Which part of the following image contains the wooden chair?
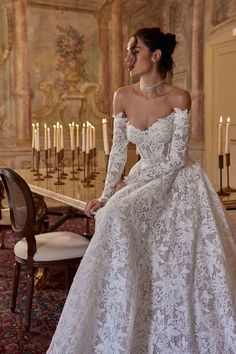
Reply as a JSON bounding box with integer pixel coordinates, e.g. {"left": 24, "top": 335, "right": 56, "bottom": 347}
{"left": 0, "top": 179, "right": 11, "bottom": 249}
{"left": 0, "top": 167, "right": 90, "bottom": 330}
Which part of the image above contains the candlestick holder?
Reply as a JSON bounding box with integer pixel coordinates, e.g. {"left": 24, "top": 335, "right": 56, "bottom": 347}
{"left": 54, "top": 152, "right": 64, "bottom": 185}
{"left": 70, "top": 150, "right": 79, "bottom": 181}
{"left": 93, "top": 148, "right": 99, "bottom": 175}
{"left": 223, "top": 153, "right": 236, "bottom": 192}
{"left": 44, "top": 150, "right": 53, "bottom": 178}
{"left": 217, "top": 155, "right": 230, "bottom": 196}
{"left": 48, "top": 148, "right": 54, "bottom": 173}
{"left": 76, "top": 146, "right": 83, "bottom": 171}
{"left": 34, "top": 151, "right": 44, "bottom": 181}
{"left": 31, "top": 148, "right": 37, "bottom": 172}
{"left": 83, "top": 153, "right": 94, "bottom": 188}
{"left": 60, "top": 149, "right": 68, "bottom": 179}
{"left": 54, "top": 147, "right": 58, "bottom": 171}
{"left": 89, "top": 150, "right": 96, "bottom": 180}
{"left": 82, "top": 151, "right": 86, "bottom": 183}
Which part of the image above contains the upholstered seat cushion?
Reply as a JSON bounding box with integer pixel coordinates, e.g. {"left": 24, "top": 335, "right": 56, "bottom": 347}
{"left": 14, "top": 231, "right": 90, "bottom": 262}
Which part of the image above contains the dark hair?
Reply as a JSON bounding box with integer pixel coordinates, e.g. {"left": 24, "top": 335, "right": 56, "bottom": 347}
{"left": 133, "top": 27, "right": 177, "bottom": 79}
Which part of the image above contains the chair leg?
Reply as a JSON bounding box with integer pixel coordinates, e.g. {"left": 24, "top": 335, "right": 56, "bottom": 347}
{"left": 0, "top": 229, "right": 5, "bottom": 249}
{"left": 25, "top": 267, "right": 35, "bottom": 330}
{"left": 65, "top": 265, "right": 72, "bottom": 293}
{"left": 11, "top": 261, "right": 21, "bottom": 312}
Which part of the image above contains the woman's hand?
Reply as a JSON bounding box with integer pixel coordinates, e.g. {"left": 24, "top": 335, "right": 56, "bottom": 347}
{"left": 84, "top": 199, "right": 105, "bottom": 218}
{"left": 115, "top": 179, "right": 126, "bottom": 192}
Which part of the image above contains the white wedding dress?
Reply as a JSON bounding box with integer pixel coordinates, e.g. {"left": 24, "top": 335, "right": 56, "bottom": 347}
{"left": 47, "top": 108, "right": 236, "bottom": 354}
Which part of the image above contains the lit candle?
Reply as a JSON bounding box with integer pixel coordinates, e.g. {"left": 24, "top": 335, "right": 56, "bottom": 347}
{"left": 34, "top": 128, "right": 37, "bottom": 151}
{"left": 225, "top": 117, "right": 230, "bottom": 154}
{"left": 44, "top": 123, "right": 48, "bottom": 150}
{"left": 36, "top": 122, "right": 40, "bottom": 151}
{"left": 76, "top": 124, "right": 79, "bottom": 148}
{"left": 82, "top": 123, "right": 85, "bottom": 152}
{"left": 53, "top": 124, "right": 56, "bottom": 148}
{"left": 218, "top": 116, "right": 223, "bottom": 155}
{"left": 93, "top": 127, "right": 96, "bottom": 149}
{"left": 72, "top": 121, "right": 75, "bottom": 151}
{"left": 60, "top": 125, "right": 64, "bottom": 150}
{"left": 56, "top": 122, "right": 60, "bottom": 153}
{"left": 69, "top": 123, "right": 72, "bottom": 151}
{"left": 32, "top": 123, "right": 35, "bottom": 148}
{"left": 47, "top": 127, "right": 51, "bottom": 150}
{"left": 102, "top": 118, "right": 109, "bottom": 155}
{"left": 89, "top": 124, "right": 93, "bottom": 150}
{"left": 86, "top": 121, "right": 90, "bottom": 154}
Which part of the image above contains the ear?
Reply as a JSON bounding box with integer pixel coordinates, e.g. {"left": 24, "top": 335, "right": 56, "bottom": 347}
{"left": 151, "top": 49, "right": 162, "bottom": 62}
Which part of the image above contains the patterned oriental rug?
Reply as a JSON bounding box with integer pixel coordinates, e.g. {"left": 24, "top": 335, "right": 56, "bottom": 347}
{"left": 0, "top": 212, "right": 94, "bottom": 354}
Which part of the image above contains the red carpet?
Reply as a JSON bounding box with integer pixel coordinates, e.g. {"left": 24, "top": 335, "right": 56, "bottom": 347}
{"left": 0, "top": 213, "right": 94, "bottom": 354}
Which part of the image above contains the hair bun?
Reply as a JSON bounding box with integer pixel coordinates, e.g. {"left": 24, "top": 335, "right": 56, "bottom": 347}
{"left": 164, "top": 33, "right": 177, "bottom": 55}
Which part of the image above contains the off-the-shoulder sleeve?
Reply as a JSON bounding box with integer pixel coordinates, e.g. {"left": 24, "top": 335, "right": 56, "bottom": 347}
{"left": 124, "top": 108, "right": 190, "bottom": 184}
{"left": 98, "top": 113, "right": 128, "bottom": 203}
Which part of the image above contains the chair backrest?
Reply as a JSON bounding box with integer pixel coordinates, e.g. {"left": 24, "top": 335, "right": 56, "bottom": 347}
{"left": 0, "top": 167, "right": 36, "bottom": 258}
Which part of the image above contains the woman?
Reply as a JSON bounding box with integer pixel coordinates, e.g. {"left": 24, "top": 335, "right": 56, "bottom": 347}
{"left": 47, "top": 27, "right": 236, "bottom": 353}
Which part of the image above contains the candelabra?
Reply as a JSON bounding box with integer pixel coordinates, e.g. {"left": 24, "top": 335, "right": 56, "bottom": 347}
{"left": 44, "top": 150, "right": 53, "bottom": 178}
{"left": 89, "top": 150, "right": 96, "bottom": 180}
{"left": 54, "top": 147, "right": 57, "bottom": 170}
{"left": 31, "top": 147, "right": 37, "bottom": 172}
{"left": 60, "top": 149, "right": 68, "bottom": 179}
{"left": 105, "top": 154, "right": 109, "bottom": 174}
{"left": 82, "top": 151, "right": 86, "bottom": 183}
{"left": 54, "top": 152, "right": 64, "bottom": 185}
{"left": 48, "top": 148, "right": 54, "bottom": 174}
{"left": 93, "top": 148, "right": 99, "bottom": 175}
{"left": 217, "top": 155, "right": 230, "bottom": 196}
{"left": 76, "top": 146, "right": 83, "bottom": 171}
{"left": 223, "top": 153, "right": 236, "bottom": 193}
{"left": 70, "top": 150, "right": 79, "bottom": 181}
{"left": 83, "top": 152, "right": 94, "bottom": 188}
{"left": 34, "top": 151, "right": 44, "bottom": 181}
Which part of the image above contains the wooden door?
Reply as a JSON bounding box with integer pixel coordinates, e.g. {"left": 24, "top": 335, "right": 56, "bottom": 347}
{"left": 205, "top": 23, "right": 236, "bottom": 189}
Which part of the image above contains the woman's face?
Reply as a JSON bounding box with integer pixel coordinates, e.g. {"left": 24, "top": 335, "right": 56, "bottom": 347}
{"left": 125, "top": 36, "right": 154, "bottom": 77}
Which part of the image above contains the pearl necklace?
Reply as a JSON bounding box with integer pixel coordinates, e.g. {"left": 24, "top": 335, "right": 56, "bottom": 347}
{"left": 139, "top": 79, "right": 163, "bottom": 91}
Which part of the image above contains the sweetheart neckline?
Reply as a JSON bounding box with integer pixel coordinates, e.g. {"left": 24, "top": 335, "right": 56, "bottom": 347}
{"left": 127, "top": 111, "right": 175, "bottom": 133}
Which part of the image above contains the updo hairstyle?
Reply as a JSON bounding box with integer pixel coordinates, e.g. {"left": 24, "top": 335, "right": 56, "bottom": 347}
{"left": 133, "top": 27, "right": 177, "bottom": 79}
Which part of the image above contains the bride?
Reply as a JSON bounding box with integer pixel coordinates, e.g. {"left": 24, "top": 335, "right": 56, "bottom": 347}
{"left": 47, "top": 27, "right": 236, "bottom": 353}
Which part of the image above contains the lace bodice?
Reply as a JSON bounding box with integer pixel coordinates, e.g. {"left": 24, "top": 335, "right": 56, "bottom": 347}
{"left": 99, "top": 108, "right": 190, "bottom": 202}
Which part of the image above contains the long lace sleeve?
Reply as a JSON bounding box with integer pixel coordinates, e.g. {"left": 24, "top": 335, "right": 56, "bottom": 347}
{"left": 124, "top": 108, "right": 190, "bottom": 184}
{"left": 98, "top": 113, "right": 128, "bottom": 203}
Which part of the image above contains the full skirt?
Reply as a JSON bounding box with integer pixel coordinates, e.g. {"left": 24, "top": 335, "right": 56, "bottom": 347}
{"left": 47, "top": 163, "right": 236, "bottom": 354}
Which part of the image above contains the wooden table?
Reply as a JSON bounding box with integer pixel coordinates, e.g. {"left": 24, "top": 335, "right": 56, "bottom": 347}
{"left": 17, "top": 168, "right": 105, "bottom": 211}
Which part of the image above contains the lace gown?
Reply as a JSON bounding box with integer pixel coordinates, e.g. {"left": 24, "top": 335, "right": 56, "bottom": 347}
{"left": 47, "top": 108, "right": 236, "bottom": 354}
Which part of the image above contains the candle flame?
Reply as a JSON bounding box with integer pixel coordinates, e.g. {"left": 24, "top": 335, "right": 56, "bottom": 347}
{"left": 227, "top": 117, "right": 230, "bottom": 123}
{"left": 220, "top": 116, "right": 223, "bottom": 123}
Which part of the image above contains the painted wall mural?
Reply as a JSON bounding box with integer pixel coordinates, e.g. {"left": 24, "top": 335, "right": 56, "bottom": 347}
{"left": 28, "top": 6, "right": 105, "bottom": 127}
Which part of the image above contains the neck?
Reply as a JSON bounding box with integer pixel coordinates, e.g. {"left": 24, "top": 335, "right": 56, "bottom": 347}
{"left": 139, "top": 77, "right": 163, "bottom": 92}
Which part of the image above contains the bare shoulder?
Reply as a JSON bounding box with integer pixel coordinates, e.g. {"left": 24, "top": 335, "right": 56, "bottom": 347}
{"left": 168, "top": 86, "right": 191, "bottom": 111}
{"left": 113, "top": 84, "right": 137, "bottom": 116}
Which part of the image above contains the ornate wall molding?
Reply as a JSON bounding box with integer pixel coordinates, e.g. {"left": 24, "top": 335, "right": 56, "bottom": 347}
{"left": 0, "top": 7, "right": 13, "bottom": 65}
